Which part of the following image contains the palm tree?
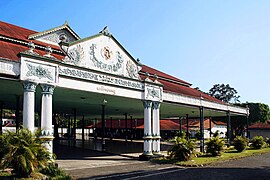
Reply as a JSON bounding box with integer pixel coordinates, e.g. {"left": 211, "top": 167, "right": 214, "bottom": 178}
{"left": 0, "top": 128, "right": 52, "bottom": 177}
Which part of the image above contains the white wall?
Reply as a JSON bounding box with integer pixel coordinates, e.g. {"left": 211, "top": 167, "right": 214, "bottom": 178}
{"left": 249, "top": 130, "right": 270, "bottom": 139}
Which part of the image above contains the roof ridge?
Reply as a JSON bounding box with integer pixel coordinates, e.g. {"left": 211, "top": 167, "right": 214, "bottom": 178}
{"left": 28, "top": 21, "right": 80, "bottom": 40}
{"left": 0, "top": 34, "right": 63, "bottom": 54}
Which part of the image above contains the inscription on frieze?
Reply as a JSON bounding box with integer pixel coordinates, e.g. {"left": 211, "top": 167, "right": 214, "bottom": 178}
{"left": 59, "top": 66, "right": 144, "bottom": 90}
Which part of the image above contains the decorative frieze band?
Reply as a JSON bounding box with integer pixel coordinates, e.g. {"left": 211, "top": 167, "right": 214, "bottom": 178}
{"left": 144, "top": 84, "right": 163, "bottom": 102}
{"left": 0, "top": 59, "right": 20, "bottom": 76}
{"left": 20, "top": 57, "right": 57, "bottom": 84}
{"left": 59, "top": 66, "right": 144, "bottom": 90}
{"left": 26, "top": 63, "right": 53, "bottom": 81}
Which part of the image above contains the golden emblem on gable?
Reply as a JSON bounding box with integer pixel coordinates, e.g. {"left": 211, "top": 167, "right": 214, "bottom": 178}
{"left": 101, "top": 46, "right": 113, "bottom": 60}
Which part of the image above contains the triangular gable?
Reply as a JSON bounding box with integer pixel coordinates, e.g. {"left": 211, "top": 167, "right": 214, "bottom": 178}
{"left": 28, "top": 21, "right": 80, "bottom": 46}
{"left": 61, "top": 27, "right": 142, "bottom": 80}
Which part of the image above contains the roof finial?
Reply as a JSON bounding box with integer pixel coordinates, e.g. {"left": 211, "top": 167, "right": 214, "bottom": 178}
{"left": 153, "top": 74, "right": 158, "bottom": 80}
{"left": 64, "top": 20, "right": 69, "bottom": 26}
{"left": 144, "top": 72, "right": 153, "bottom": 82}
{"left": 43, "top": 46, "right": 56, "bottom": 60}
{"left": 99, "top": 26, "right": 111, "bottom": 36}
{"left": 23, "top": 41, "right": 39, "bottom": 56}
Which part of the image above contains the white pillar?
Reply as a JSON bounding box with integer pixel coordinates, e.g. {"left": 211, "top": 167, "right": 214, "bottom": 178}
{"left": 152, "top": 101, "right": 161, "bottom": 155}
{"left": 142, "top": 100, "right": 153, "bottom": 156}
{"left": 40, "top": 84, "right": 55, "bottom": 154}
{"left": 23, "top": 81, "right": 37, "bottom": 133}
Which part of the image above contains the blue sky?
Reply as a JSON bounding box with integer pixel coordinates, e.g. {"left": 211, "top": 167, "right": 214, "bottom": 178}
{"left": 1, "top": 0, "right": 270, "bottom": 105}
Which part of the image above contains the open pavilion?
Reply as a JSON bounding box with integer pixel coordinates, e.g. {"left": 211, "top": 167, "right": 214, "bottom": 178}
{"left": 0, "top": 21, "right": 248, "bottom": 159}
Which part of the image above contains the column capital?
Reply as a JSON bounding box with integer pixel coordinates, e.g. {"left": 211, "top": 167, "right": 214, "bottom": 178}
{"left": 152, "top": 101, "right": 160, "bottom": 109}
{"left": 23, "top": 81, "right": 37, "bottom": 92}
{"left": 143, "top": 100, "right": 152, "bottom": 109}
{"left": 40, "top": 84, "right": 55, "bottom": 95}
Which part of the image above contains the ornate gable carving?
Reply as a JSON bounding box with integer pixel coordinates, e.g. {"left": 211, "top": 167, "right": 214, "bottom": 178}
{"left": 62, "top": 34, "right": 142, "bottom": 80}
{"left": 28, "top": 21, "right": 80, "bottom": 45}
{"left": 35, "top": 29, "right": 77, "bottom": 45}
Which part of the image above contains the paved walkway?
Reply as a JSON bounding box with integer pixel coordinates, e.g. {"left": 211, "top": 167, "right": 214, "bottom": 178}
{"left": 55, "top": 139, "right": 270, "bottom": 180}
{"left": 54, "top": 138, "right": 172, "bottom": 179}
{"left": 55, "top": 144, "right": 174, "bottom": 179}
{"left": 55, "top": 145, "right": 270, "bottom": 180}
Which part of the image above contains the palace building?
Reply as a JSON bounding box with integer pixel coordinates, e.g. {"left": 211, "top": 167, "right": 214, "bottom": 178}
{"left": 0, "top": 21, "right": 248, "bottom": 158}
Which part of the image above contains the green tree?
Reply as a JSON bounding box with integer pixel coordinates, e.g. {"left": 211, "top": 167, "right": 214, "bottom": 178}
{"left": 248, "top": 103, "right": 270, "bottom": 123}
{"left": 231, "top": 102, "right": 270, "bottom": 136}
{"left": 209, "top": 84, "right": 240, "bottom": 103}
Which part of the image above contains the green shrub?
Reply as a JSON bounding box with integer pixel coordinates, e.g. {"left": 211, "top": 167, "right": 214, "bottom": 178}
{"left": 233, "top": 136, "right": 248, "bottom": 152}
{"left": 265, "top": 138, "right": 270, "bottom": 147}
{"left": 168, "top": 137, "right": 197, "bottom": 161}
{"left": 40, "top": 163, "right": 71, "bottom": 179}
{"left": 251, "top": 136, "right": 266, "bottom": 149}
{"left": 206, "top": 137, "right": 225, "bottom": 156}
{"left": 0, "top": 129, "right": 52, "bottom": 177}
{"left": 175, "top": 131, "right": 186, "bottom": 138}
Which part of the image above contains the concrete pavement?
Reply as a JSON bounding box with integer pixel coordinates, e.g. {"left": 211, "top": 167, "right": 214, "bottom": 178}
{"left": 54, "top": 139, "right": 270, "bottom": 179}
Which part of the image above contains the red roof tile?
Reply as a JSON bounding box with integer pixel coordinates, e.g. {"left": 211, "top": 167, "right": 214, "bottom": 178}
{"left": 0, "top": 21, "right": 61, "bottom": 50}
{"left": 0, "top": 40, "right": 64, "bottom": 61}
{"left": 87, "top": 119, "right": 144, "bottom": 129}
{"left": 136, "top": 120, "right": 185, "bottom": 130}
{"left": 0, "top": 21, "right": 36, "bottom": 41}
{"left": 172, "top": 118, "right": 219, "bottom": 129}
{"left": 213, "top": 121, "right": 227, "bottom": 126}
{"left": 159, "top": 79, "right": 223, "bottom": 103}
{"left": 141, "top": 65, "right": 191, "bottom": 86}
{"left": 249, "top": 122, "right": 270, "bottom": 130}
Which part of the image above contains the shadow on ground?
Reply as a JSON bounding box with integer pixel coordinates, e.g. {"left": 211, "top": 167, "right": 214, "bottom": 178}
{"left": 54, "top": 143, "right": 138, "bottom": 160}
{"left": 83, "top": 166, "right": 270, "bottom": 180}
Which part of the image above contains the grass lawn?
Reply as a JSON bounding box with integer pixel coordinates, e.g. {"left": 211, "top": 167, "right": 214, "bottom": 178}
{"left": 151, "top": 147, "right": 270, "bottom": 167}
